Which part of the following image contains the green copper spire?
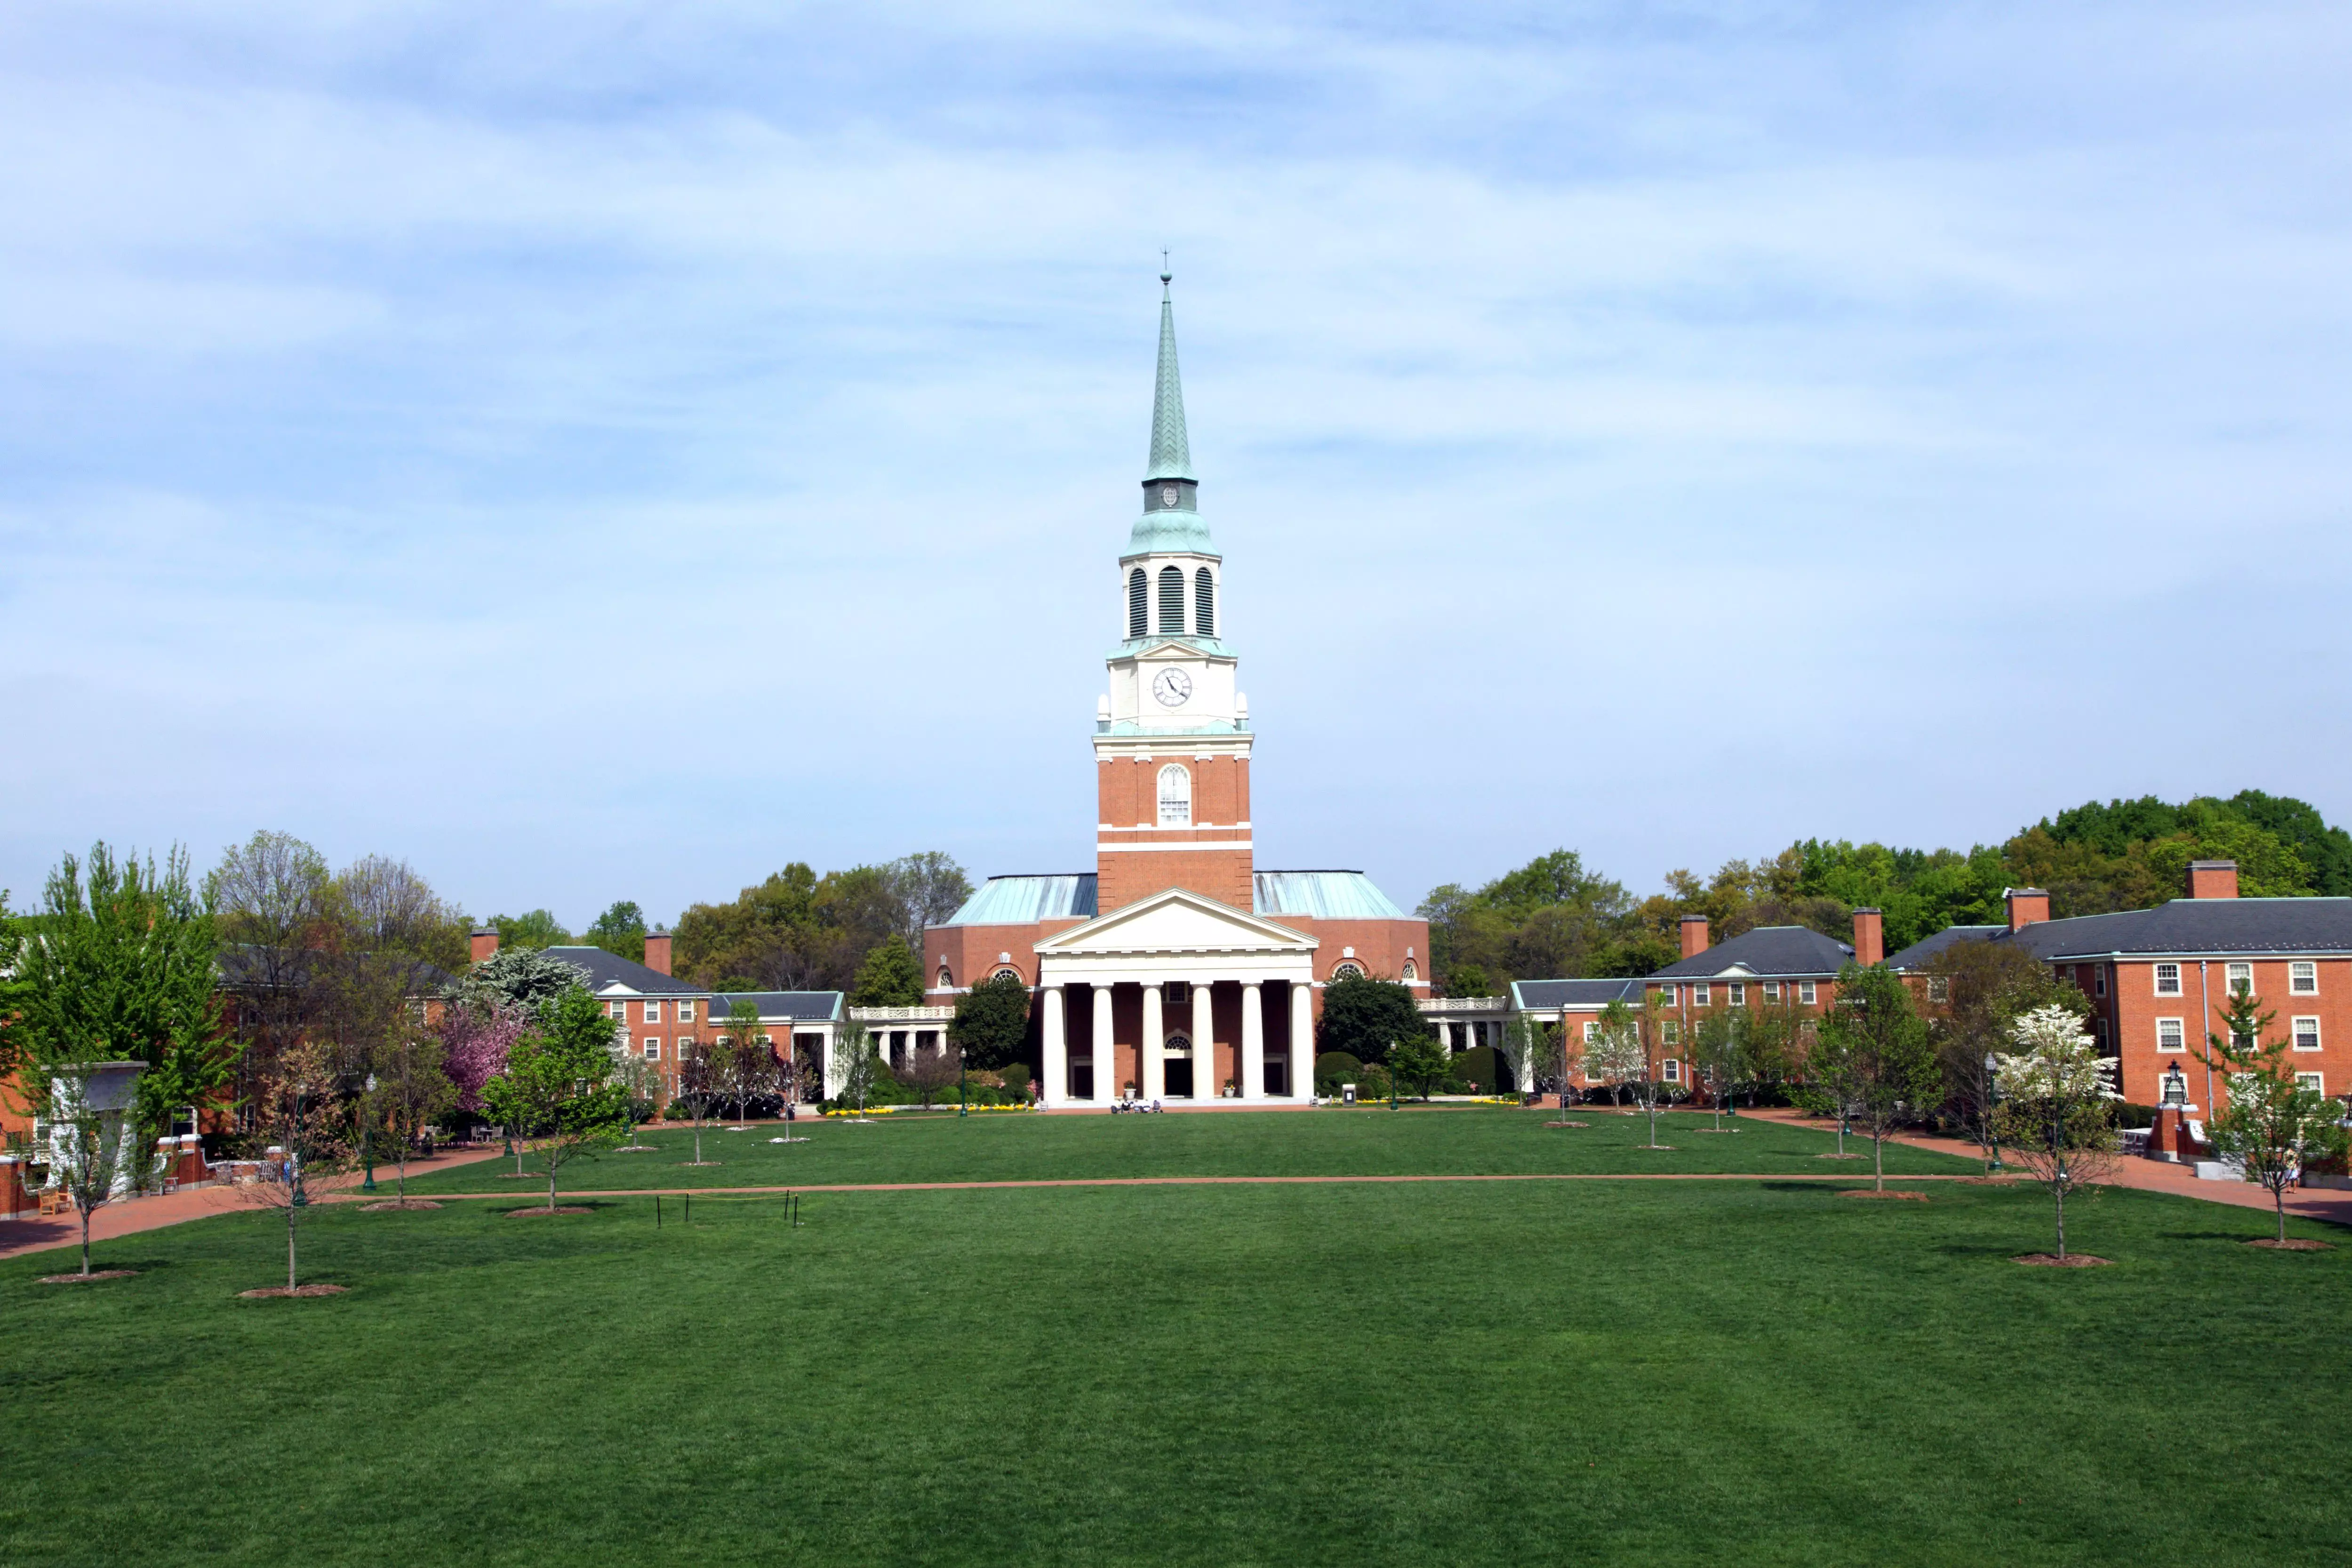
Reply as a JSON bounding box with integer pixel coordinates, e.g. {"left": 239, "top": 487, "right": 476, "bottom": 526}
{"left": 1143, "top": 270, "right": 1196, "bottom": 483}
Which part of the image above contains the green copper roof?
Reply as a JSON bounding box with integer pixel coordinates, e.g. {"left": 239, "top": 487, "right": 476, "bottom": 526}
{"left": 1144, "top": 286, "right": 1196, "bottom": 483}
{"left": 1125, "top": 508, "right": 1215, "bottom": 554}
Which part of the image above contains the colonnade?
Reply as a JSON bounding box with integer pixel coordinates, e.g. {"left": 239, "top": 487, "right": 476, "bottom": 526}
{"left": 1040, "top": 978, "right": 1314, "bottom": 1104}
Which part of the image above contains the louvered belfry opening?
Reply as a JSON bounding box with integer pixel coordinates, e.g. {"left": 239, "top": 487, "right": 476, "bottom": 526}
{"left": 1193, "top": 567, "right": 1215, "bottom": 636}
{"left": 1158, "top": 565, "right": 1184, "bottom": 633}
{"left": 1127, "top": 568, "right": 1147, "bottom": 637}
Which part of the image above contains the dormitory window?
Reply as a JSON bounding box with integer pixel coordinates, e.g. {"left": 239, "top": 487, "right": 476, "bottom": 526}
{"left": 1763, "top": 981, "right": 1782, "bottom": 1001}
{"left": 1664, "top": 1059, "right": 1681, "bottom": 1083}
{"left": 608, "top": 1001, "right": 625, "bottom": 1019}
{"left": 1799, "top": 981, "right": 1817, "bottom": 1005}
{"left": 1927, "top": 976, "right": 1950, "bottom": 1003}
{"left": 1662, "top": 1022, "right": 1681, "bottom": 1046}
{"left": 678, "top": 1000, "right": 696, "bottom": 1022}
{"left": 1158, "top": 763, "right": 1191, "bottom": 826}
{"left": 2292, "top": 961, "right": 2318, "bottom": 995}
{"left": 2228, "top": 962, "right": 2253, "bottom": 997}
{"left": 1159, "top": 565, "right": 1185, "bottom": 633}
{"left": 643, "top": 1000, "right": 663, "bottom": 1022}
{"left": 643, "top": 1042, "right": 661, "bottom": 1061}
{"left": 2156, "top": 1018, "right": 2184, "bottom": 1053}
{"left": 1582, "top": 1021, "right": 1598, "bottom": 1042}
{"left": 2095, "top": 968, "right": 2107, "bottom": 997}
{"left": 1128, "top": 568, "right": 1147, "bottom": 637}
{"left": 2154, "top": 963, "right": 2182, "bottom": 996}
{"left": 2298, "top": 1072, "right": 2326, "bottom": 1094}
{"left": 2294, "top": 1016, "right": 2322, "bottom": 1051}
{"left": 1728, "top": 983, "right": 1746, "bottom": 1006}
{"left": 1657, "top": 984, "right": 1677, "bottom": 1007}
{"left": 1194, "top": 568, "right": 1215, "bottom": 636}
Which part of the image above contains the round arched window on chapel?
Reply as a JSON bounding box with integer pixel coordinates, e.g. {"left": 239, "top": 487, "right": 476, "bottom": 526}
{"left": 1157, "top": 763, "right": 1192, "bottom": 826}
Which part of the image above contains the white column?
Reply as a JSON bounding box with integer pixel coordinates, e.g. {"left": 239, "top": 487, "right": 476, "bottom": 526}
{"left": 1143, "top": 983, "right": 1165, "bottom": 1100}
{"left": 1092, "top": 984, "right": 1115, "bottom": 1102}
{"left": 1437, "top": 1018, "right": 1454, "bottom": 1053}
{"left": 1291, "top": 982, "right": 1314, "bottom": 1100}
{"left": 1192, "top": 981, "right": 1216, "bottom": 1098}
{"left": 1241, "top": 981, "right": 1265, "bottom": 1102}
{"left": 1041, "top": 985, "right": 1065, "bottom": 1108}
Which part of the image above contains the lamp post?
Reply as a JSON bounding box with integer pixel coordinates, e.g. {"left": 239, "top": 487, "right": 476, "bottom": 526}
{"left": 1982, "top": 1053, "right": 2002, "bottom": 1172}
{"left": 1388, "top": 1042, "right": 1399, "bottom": 1111}
{"left": 959, "top": 1046, "right": 968, "bottom": 1120}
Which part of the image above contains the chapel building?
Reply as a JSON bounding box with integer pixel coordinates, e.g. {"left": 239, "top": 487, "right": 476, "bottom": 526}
{"left": 922, "top": 275, "right": 1429, "bottom": 1104}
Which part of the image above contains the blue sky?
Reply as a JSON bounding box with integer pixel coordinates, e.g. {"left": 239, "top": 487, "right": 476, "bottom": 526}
{"left": 3, "top": 1, "right": 2348, "bottom": 928}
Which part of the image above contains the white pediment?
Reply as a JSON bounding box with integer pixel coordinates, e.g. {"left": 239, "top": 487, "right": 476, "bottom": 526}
{"left": 1036, "top": 887, "right": 1316, "bottom": 957}
{"left": 1711, "top": 964, "right": 1759, "bottom": 978}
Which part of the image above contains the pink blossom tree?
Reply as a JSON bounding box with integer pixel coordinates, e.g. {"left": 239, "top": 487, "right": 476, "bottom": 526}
{"left": 436, "top": 999, "right": 528, "bottom": 1112}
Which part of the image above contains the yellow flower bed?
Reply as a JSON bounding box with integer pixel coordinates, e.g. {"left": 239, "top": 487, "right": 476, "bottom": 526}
{"left": 821, "top": 1102, "right": 1035, "bottom": 1118}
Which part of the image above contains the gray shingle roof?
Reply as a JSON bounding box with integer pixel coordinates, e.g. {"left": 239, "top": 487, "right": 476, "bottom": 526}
{"left": 1650, "top": 925, "right": 1854, "bottom": 980}
{"left": 539, "top": 946, "right": 705, "bottom": 996}
{"left": 2003, "top": 898, "right": 2352, "bottom": 958}
{"left": 1884, "top": 925, "right": 2006, "bottom": 972}
{"left": 1511, "top": 978, "right": 1646, "bottom": 1010}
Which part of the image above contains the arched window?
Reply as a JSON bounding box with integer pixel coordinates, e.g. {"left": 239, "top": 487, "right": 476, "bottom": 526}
{"left": 1331, "top": 961, "right": 1365, "bottom": 982}
{"left": 1158, "top": 565, "right": 1184, "bottom": 633}
{"left": 992, "top": 965, "right": 1023, "bottom": 984}
{"left": 1194, "top": 568, "right": 1215, "bottom": 636}
{"left": 1157, "top": 763, "right": 1191, "bottom": 826}
{"left": 1401, "top": 959, "right": 1417, "bottom": 982}
{"left": 1127, "top": 568, "right": 1146, "bottom": 638}
{"left": 936, "top": 963, "right": 953, "bottom": 990}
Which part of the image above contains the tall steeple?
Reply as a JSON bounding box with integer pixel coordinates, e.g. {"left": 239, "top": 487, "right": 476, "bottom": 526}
{"left": 1144, "top": 266, "right": 1196, "bottom": 486}
{"left": 1130, "top": 265, "right": 1211, "bottom": 553}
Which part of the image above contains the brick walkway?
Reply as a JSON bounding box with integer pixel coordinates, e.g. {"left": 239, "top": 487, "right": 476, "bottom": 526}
{"left": 0, "top": 1145, "right": 506, "bottom": 1261}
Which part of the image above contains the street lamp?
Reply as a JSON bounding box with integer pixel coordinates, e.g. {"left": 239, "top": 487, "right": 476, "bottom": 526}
{"left": 959, "top": 1046, "right": 968, "bottom": 1119}
{"left": 1982, "top": 1053, "right": 2003, "bottom": 1172}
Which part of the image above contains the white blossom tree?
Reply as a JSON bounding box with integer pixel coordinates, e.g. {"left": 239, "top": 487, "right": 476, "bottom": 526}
{"left": 1992, "top": 1004, "right": 2120, "bottom": 1260}
{"left": 1585, "top": 1002, "right": 1646, "bottom": 1108}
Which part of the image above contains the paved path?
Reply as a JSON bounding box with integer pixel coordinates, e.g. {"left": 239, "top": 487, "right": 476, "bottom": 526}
{"left": 0, "top": 1145, "right": 506, "bottom": 1261}
{"left": 1737, "top": 1106, "right": 2352, "bottom": 1228}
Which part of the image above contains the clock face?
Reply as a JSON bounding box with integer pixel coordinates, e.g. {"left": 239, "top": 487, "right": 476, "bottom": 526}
{"left": 1161, "top": 485, "right": 1177, "bottom": 506}
{"left": 1152, "top": 668, "right": 1193, "bottom": 707}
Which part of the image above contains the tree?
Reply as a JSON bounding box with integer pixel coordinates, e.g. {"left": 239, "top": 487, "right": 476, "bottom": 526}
{"left": 850, "top": 936, "right": 925, "bottom": 1007}
{"left": 2202, "top": 989, "right": 2352, "bottom": 1242}
{"left": 607, "top": 1029, "right": 661, "bottom": 1150}
{"left": 1316, "top": 975, "right": 1430, "bottom": 1066}
{"left": 673, "top": 1040, "right": 721, "bottom": 1164}
{"left": 885, "top": 852, "right": 973, "bottom": 952}
{"left": 1922, "top": 940, "right": 2087, "bottom": 1171}
{"left": 435, "top": 998, "right": 529, "bottom": 1114}
{"left": 489, "top": 909, "right": 572, "bottom": 950}
{"left": 1509, "top": 1015, "right": 1578, "bottom": 1102}
{"left": 902, "top": 1043, "right": 962, "bottom": 1110}
{"left": 207, "top": 830, "right": 335, "bottom": 1110}
{"left": 1810, "top": 962, "right": 1940, "bottom": 1192}
{"left": 456, "top": 946, "right": 590, "bottom": 1017}
{"left": 1690, "top": 1011, "right": 1744, "bottom": 1131}
{"left": 1735, "top": 997, "right": 1807, "bottom": 1106}
{"left": 951, "top": 973, "right": 1032, "bottom": 1071}
{"left": 1386, "top": 1035, "right": 1450, "bottom": 1101}
{"left": 480, "top": 987, "right": 632, "bottom": 1211}
{"left": 42, "top": 1064, "right": 152, "bottom": 1277}
{"left": 833, "top": 1021, "right": 882, "bottom": 1117}
{"left": 582, "top": 901, "right": 648, "bottom": 964}
{"left": 716, "top": 1001, "right": 778, "bottom": 1126}
{"left": 241, "top": 1040, "right": 351, "bottom": 1292}
{"left": 1586, "top": 1000, "right": 1646, "bottom": 1107}
{"left": 1629, "top": 1012, "right": 1680, "bottom": 1147}
{"left": 5, "top": 844, "right": 240, "bottom": 1143}
{"left": 366, "top": 1018, "right": 454, "bottom": 1202}
{"left": 1992, "top": 1004, "right": 2120, "bottom": 1260}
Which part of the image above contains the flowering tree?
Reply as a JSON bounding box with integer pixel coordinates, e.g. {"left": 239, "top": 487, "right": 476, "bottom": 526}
{"left": 239, "top": 1041, "right": 352, "bottom": 1291}
{"left": 435, "top": 998, "right": 529, "bottom": 1114}
{"left": 480, "top": 986, "right": 631, "bottom": 1212}
{"left": 1585, "top": 1001, "right": 1645, "bottom": 1108}
{"left": 2202, "top": 989, "right": 2352, "bottom": 1244}
{"left": 834, "top": 1021, "right": 881, "bottom": 1118}
{"left": 1992, "top": 1004, "right": 2120, "bottom": 1260}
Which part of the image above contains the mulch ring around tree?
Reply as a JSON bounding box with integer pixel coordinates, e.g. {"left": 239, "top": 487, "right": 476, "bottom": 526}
{"left": 38, "top": 1270, "right": 139, "bottom": 1285}
{"left": 504, "top": 1206, "right": 594, "bottom": 1217}
{"left": 238, "top": 1284, "right": 351, "bottom": 1298}
{"left": 2245, "top": 1238, "right": 2333, "bottom": 1251}
{"left": 359, "top": 1199, "right": 443, "bottom": 1211}
{"left": 1815, "top": 1153, "right": 1865, "bottom": 1160}
{"left": 2012, "top": 1253, "right": 2110, "bottom": 1268}
{"left": 1544, "top": 1120, "right": 1590, "bottom": 1128}
{"left": 1838, "top": 1189, "right": 1930, "bottom": 1202}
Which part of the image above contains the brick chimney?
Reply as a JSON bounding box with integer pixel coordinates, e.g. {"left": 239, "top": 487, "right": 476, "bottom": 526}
{"left": 643, "top": 928, "right": 674, "bottom": 976}
{"left": 469, "top": 926, "right": 500, "bottom": 964}
{"left": 1852, "top": 907, "right": 1884, "bottom": 968}
{"left": 1680, "top": 915, "right": 1710, "bottom": 959}
{"left": 2005, "top": 888, "right": 2050, "bottom": 933}
{"left": 2187, "top": 860, "right": 2239, "bottom": 900}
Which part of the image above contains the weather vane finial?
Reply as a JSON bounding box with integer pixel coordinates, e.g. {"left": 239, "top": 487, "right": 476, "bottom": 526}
{"left": 1160, "top": 248, "right": 1172, "bottom": 289}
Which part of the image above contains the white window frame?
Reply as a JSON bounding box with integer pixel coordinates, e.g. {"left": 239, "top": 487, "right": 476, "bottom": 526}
{"left": 1692, "top": 983, "right": 1711, "bottom": 1007}
{"left": 678, "top": 1000, "right": 697, "bottom": 1022}
{"left": 1763, "top": 981, "right": 1782, "bottom": 1001}
{"left": 2226, "top": 962, "right": 2253, "bottom": 997}
{"left": 1727, "top": 983, "right": 1746, "bottom": 1006}
{"left": 2153, "top": 963, "right": 2181, "bottom": 996}
{"left": 608, "top": 1001, "right": 625, "bottom": 1019}
{"left": 1661, "top": 1022, "right": 1680, "bottom": 1046}
{"left": 643, "top": 1041, "right": 661, "bottom": 1061}
{"left": 2293, "top": 1016, "right": 2321, "bottom": 1052}
{"left": 2291, "top": 961, "right": 2318, "bottom": 995}
{"left": 2296, "top": 1072, "right": 2326, "bottom": 1094}
{"left": 1656, "top": 984, "right": 1677, "bottom": 1007}
{"left": 1157, "top": 763, "right": 1192, "bottom": 827}
{"left": 643, "top": 999, "right": 663, "bottom": 1023}
{"left": 1927, "top": 976, "right": 1950, "bottom": 1004}
{"left": 1799, "top": 981, "right": 1817, "bottom": 1005}
{"left": 1663, "top": 1058, "right": 1681, "bottom": 1083}
{"left": 1582, "top": 1021, "right": 1597, "bottom": 1042}
{"left": 2155, "top": 1017, "right": 2185, "bottom": 1054}
{"left": 2094, "top": 967, "right": 2106, "bottom": 997}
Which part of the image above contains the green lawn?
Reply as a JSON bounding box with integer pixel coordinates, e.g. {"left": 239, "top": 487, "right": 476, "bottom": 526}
{"left": 403, "top": 1105, "right": 1978, "bottom": 1192}
{"left": 4, "top": 1119, "right": 2348, "bottom": 1566}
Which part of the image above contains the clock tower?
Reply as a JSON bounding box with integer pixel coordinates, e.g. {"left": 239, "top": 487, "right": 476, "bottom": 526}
{"left": 1094, "top": 272, "right": 1254, "bottom": 912}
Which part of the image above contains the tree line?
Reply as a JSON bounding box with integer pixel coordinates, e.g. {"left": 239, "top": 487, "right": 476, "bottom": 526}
{"left": 1421, "top": 789, "right": 2352, "bottom": 996}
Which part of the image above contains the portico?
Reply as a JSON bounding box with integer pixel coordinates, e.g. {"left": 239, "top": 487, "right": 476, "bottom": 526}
{"left": 1034, "top": 887, "right": 1318, "bottom": 1104}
